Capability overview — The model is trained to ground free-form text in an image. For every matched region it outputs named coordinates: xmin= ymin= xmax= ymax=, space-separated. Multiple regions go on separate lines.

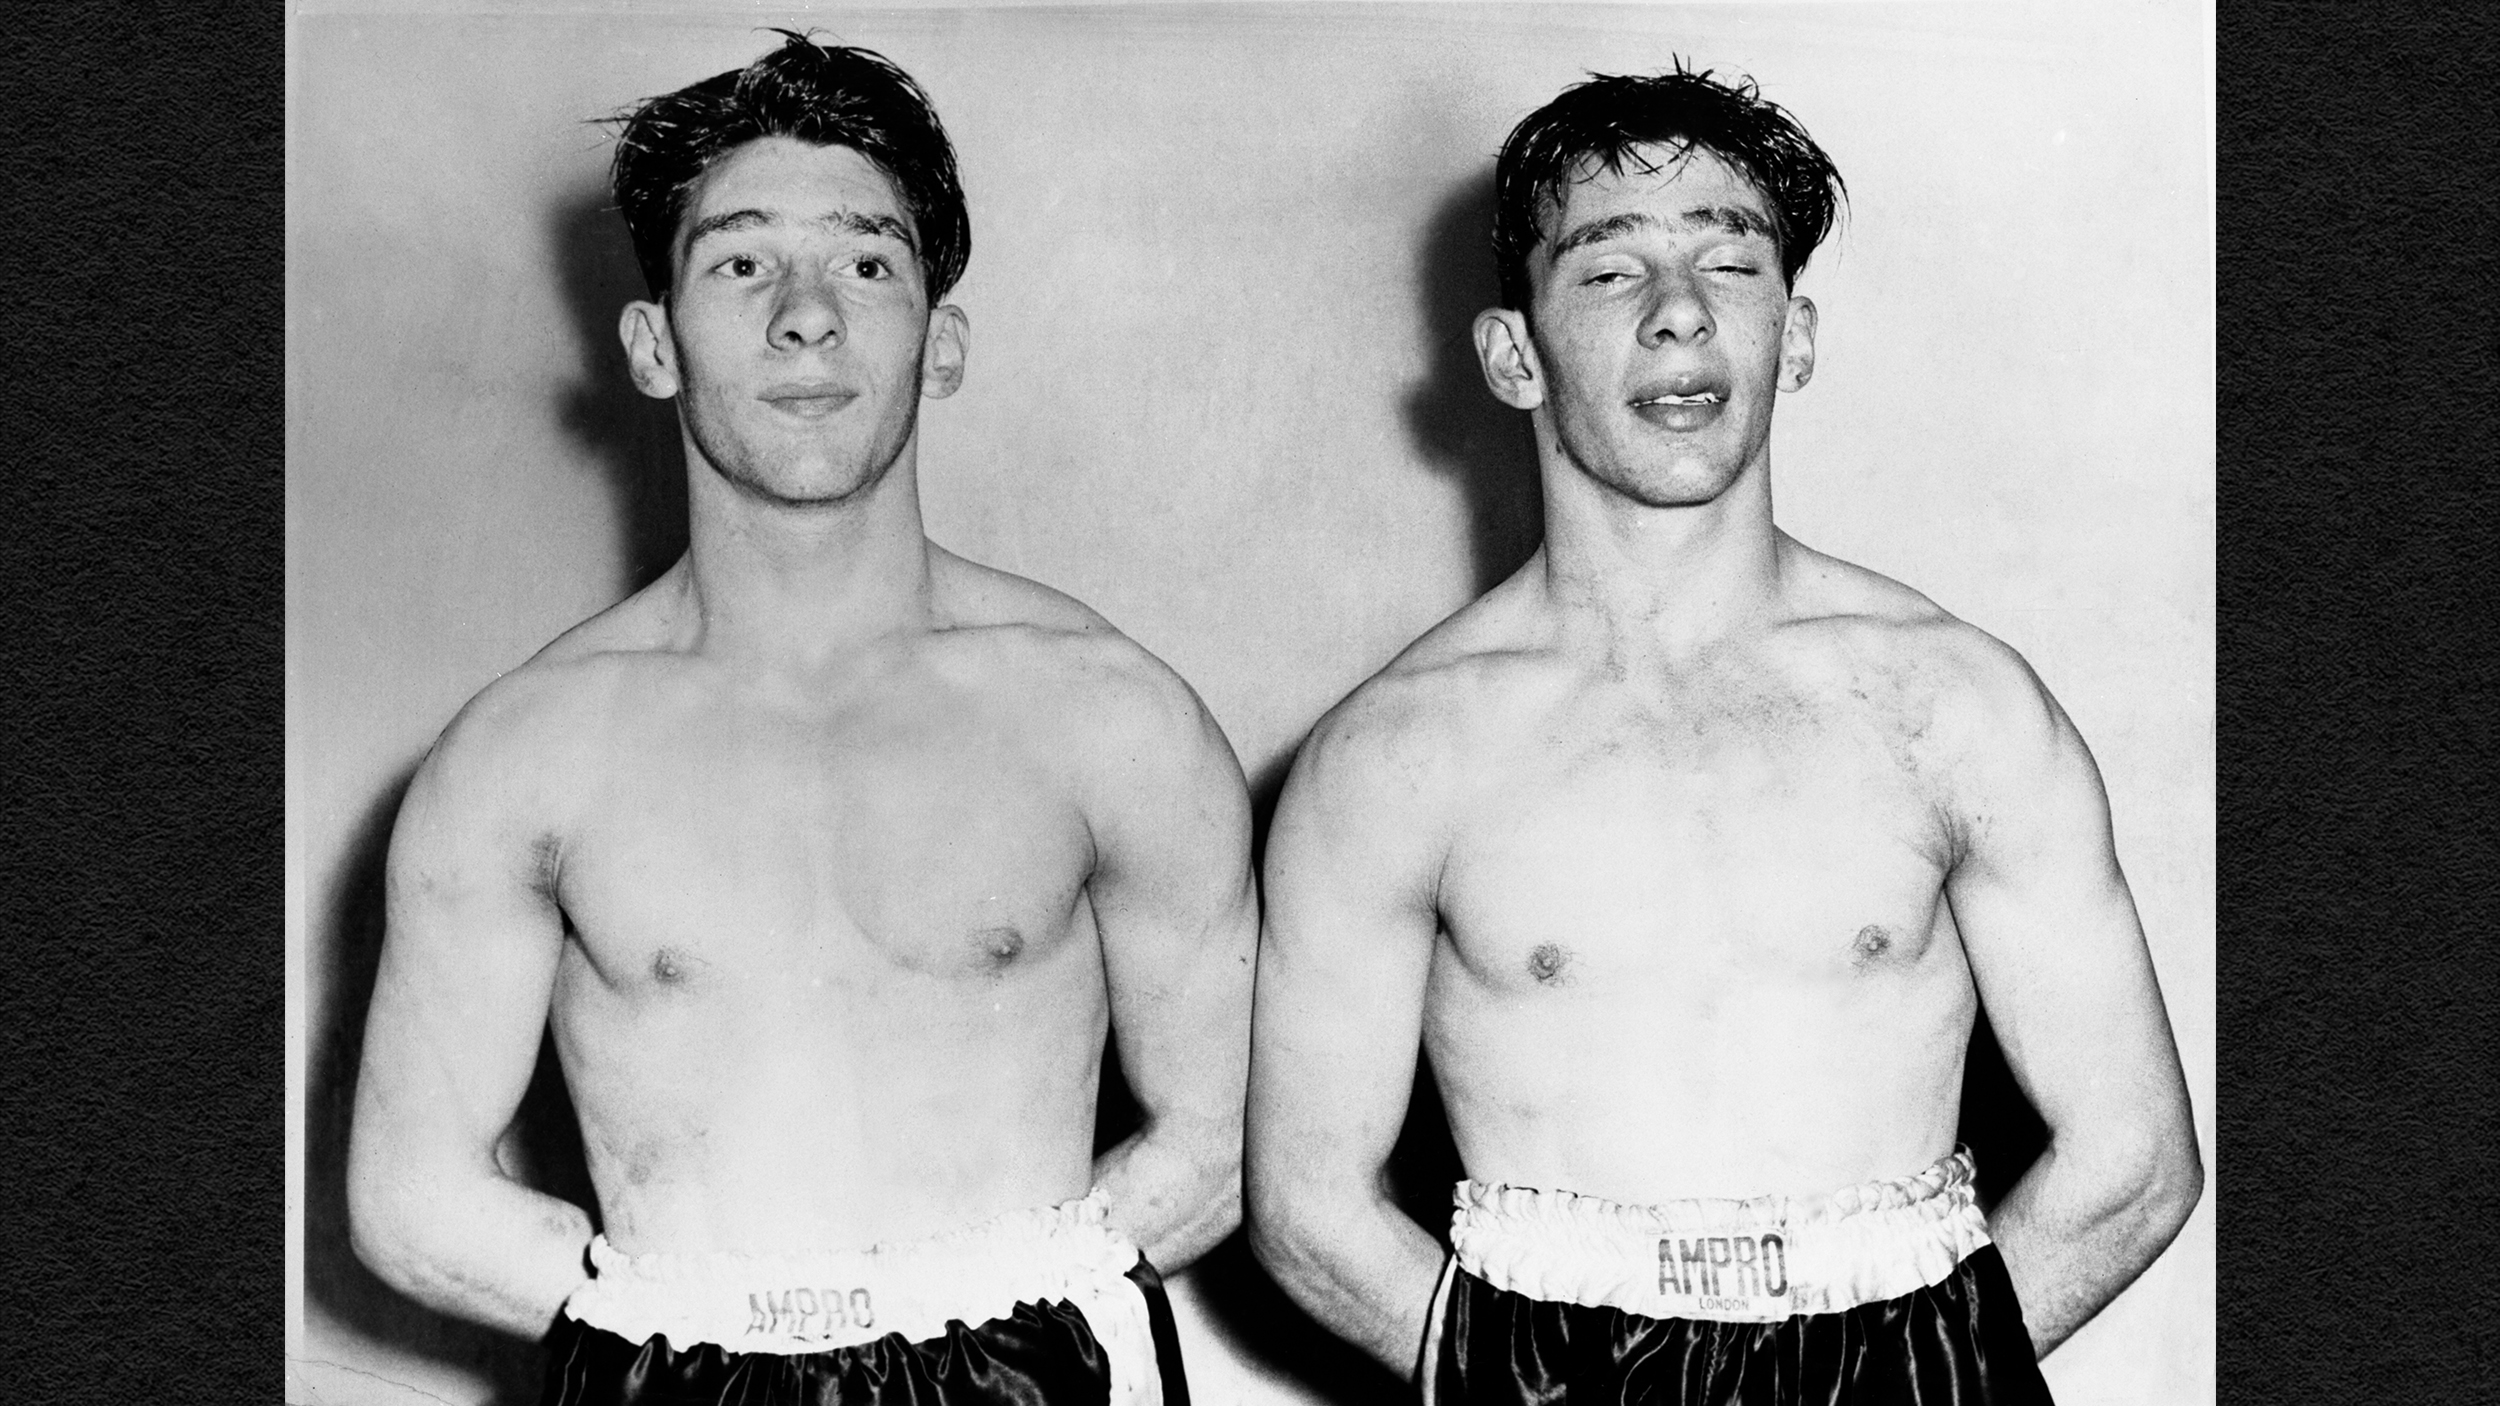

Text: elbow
xmin=1123 ymin=1111 xmax=1242 ymax=1272
xmin=1243 ymin=1167 xmax=1327 ymax=1295
xmin=1197 ymin=1157 xmax=1245 ymax=1248
xmin=1245 ymin=1210 xmax=1306 ymax=1292
xmin=2143 ymin=1131 xmax=2204 ymax=1243
xmin=346 ymin=1162 xmax=424 ymax=1296
xmin=2092 ymin=1120 xmax=2202 ymax=1255
xmin=346 ymin=1128 xmax=443 ymax=1302
xmin=1190 ymin=1114 xmax=1246 ymax=1244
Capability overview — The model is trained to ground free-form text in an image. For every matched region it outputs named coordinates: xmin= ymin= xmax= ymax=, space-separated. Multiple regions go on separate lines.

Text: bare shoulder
xmin=1292 ymin=577 xmax=1558 ymax=813
xmin=411 ymin=574 xmax=691 ymax=810
xmin=930 ymin=546 xmax=1121 ymax=637
xmin=1778 ymin=538 xmax=2087 ymax=792
xmin=928 ymin=548 xmax=1231 ymax=767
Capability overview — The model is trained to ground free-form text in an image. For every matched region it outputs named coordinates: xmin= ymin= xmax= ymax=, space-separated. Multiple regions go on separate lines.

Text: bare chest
xmin=553 ymin=696 xmax=1095 ymax=995
xmin=1437 ymin=694 xmax=1958 ymax=995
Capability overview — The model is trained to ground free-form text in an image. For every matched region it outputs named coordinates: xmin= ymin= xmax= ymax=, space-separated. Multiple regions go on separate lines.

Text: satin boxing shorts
xmin=542 ymin=1190 xmax=1189 ymax=1405
xmin=1424 ymin=1149 xmax=2052 ymax=1405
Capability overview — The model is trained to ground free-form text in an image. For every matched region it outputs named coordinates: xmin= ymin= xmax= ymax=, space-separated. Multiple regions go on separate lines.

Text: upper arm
xmin=1076 ymin=651 xmax=1260 ymax=1136
xmin=351 ymin=681 xmax=574 ymax=1202
xmin=1939 ymin=638 xmax=2194 ymax=1163
xmin=1248 ymin=691 xmax=1448 ymax=1212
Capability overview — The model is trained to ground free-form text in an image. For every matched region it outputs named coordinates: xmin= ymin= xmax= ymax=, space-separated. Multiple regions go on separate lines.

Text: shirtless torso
xmin=354 ymin=543 xmax=1256 ymax=1337
xmin=1252 ymin=527 xmax=2193 ymax=1375
xmin=499 ymin=555 xmax=1198 ymax=1252
xmin=349 ymin=115 xmax=1257 ymax=1345
xmin=1246 ymin=134 xmax=2198 ymax=1382
xmin=1411 ymin=540 xmax=1985 ymax=1205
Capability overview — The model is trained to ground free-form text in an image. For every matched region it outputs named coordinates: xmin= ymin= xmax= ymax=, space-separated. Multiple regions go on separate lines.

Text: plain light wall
xmin=287 ymin=3 xmax=2213 ymax=1403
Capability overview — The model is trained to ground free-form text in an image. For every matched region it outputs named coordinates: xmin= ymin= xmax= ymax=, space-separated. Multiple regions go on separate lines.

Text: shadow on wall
xmin=299 ymin=183 xmax=678 ymax=1406
xmin=302 ymin=764 xmax=596 ymax=1406
xmin=1404 ymin=170 xmax=1541 ymax=596
xmin=549 ymin=180 xmax=689 ymax=595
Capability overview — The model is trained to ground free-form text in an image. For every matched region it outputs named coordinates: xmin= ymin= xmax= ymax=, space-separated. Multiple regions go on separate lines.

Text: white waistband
xmin=561 ymin=1190 xmax=1162 ymax=1403
xmin=1449 ymin=1149 xmax=1992 ymax=1323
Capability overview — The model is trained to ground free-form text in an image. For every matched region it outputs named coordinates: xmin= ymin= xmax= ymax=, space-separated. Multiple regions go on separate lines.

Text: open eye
xmin=850 ymin=256 xmax=892 ymax=280
xmin=715 ymin=254 xmax=763 ymax=279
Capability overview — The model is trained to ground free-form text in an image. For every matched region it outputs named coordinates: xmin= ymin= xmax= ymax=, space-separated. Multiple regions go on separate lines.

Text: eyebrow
xmin=682 ymin=207 xmax=918 ymax=252
xmin=1545 ymin=205 xmax=1779 ymax=261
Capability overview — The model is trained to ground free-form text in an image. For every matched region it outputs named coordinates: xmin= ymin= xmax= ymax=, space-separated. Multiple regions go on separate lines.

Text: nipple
xmin=975 ymin=925 xmax=1026 ymax=968
xmin=1527 ymin=942 xmax=1572 ymax=985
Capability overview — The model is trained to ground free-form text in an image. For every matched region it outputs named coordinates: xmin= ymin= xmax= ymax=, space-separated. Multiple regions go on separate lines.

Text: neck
xmin=1535 ymin=454 xmax=1787 ymax=658
xmin=673 ymin=438 xmax=938 ymax=668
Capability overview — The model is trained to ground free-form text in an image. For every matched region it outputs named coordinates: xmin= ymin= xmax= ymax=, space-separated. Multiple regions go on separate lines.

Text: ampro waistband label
xmin=1652 ymin=1231 xmax=1793 ymax=1320
xmin=744 ymin=1284 xmax=880 ymax=1343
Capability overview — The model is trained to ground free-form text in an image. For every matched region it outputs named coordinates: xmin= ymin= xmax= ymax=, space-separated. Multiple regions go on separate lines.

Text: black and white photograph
xmin=285 ymin=3 xmax=2214 ymax=1403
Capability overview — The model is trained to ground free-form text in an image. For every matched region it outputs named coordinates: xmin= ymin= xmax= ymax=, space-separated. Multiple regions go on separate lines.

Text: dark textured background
xmin=3 ymin=0 xmax=2493 ymax=1402
xmin=2210 ymin=0 xmax=2500 ymax=1402
xmin=0 ymin=3 xmax=286 ymax=1403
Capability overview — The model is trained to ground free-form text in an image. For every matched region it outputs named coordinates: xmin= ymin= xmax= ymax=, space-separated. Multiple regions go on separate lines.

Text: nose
xmin=1640 ymin=267 xmax=1712 ymax=348
xmin=766 ymin=268 xmax=844 ymax=350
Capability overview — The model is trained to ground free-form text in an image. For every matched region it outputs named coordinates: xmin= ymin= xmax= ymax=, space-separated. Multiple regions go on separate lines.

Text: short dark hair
xmin=1491 ymin=64 xmax=1845 ymax=310
xmin=610 ymin=31 xmax=970 ymax=303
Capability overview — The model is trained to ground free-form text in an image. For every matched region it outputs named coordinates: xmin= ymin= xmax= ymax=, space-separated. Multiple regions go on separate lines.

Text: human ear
xmin=1474 ymin=307 xmax=1545 ymax=411
xmin=1777 ymin=295 xmax=1818 ymax=392
xmin=619 ymin=300 xmax=680 ymax=400
xmin=921 ymin=304 xmax=969 ymax=400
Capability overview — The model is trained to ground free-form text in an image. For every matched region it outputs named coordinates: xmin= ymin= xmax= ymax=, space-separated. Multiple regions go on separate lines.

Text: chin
xmin=689 ymin=403 xmax=915 ymax=506
xmin=1591 ymin=460 xmax=1743 ymax=509
xmin=716 ymin=427 xmax=911 ymax=504
xmin=711 ymin=451 xmax=884 ymax=506
xmin=1556 ymin=422 xmax=1748 ymax=508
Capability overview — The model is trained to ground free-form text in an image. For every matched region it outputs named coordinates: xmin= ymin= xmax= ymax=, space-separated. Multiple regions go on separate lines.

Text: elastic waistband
xmin=1449 ymin=1149 xmax=1991 ymax=1323
xmin=562 ymin=1189 xmax=1160 ymax=1400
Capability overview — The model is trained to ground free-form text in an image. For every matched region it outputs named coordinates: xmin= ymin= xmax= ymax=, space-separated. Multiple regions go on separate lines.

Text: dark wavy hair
xmin=609 ymin=31 xmax=970 ymax=303
xmin=1492 ymin=64 xmax=1845 ymax=310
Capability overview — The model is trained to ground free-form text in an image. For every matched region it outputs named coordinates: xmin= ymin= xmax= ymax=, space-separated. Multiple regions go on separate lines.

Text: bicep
xmin=1083 ymin=683 xmax=1260 ymax=1126
xmin=353 ymin=727 xmax=570 ymax=1175
xmin=1945 ymin=680 xmax=2189 ymax=1145
xmin=1247 ymin=736 xmax=1442 ymax=1197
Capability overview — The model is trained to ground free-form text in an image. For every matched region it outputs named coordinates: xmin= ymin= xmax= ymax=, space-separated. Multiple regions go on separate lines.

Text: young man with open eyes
xmin=1247 ymin=68 xmax=2200 ymax=1404
xmin=348 ymin=34 xmax=1253 ymax=1406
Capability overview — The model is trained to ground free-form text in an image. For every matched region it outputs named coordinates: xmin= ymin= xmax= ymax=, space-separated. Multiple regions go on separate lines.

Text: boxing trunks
xmin=1424 ymin=1149 xmax=2052 ymax=1404
xmin=542 ymin=1190 xmax=1189 ymax=1405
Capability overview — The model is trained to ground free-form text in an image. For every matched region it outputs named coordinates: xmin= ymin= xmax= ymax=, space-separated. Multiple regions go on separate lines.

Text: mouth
xmin=759 ymin=382 xmax=858 ymax=418
xmin=1627 ymin=378 xmax=1729 ymax=430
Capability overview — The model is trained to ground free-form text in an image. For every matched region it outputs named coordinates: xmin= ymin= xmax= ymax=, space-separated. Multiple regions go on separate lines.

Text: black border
xmin=2214 ymin=0 xmax=2499 ymax=1402
xmin=0 ymin=2 xmax=288 ymax=1401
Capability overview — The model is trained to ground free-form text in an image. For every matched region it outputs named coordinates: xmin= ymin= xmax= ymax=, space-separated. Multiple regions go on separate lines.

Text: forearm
xmin=351 ymin=1161 xmax=596 ymax=1340
xmin=1092 ymin=1117 xmax=1241 ymax=1274
xmin=1986 ymin=1134 xmax=2203 ymax=1356
xmin=1250 ymin=1184 xmax=1448 ymax=1379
